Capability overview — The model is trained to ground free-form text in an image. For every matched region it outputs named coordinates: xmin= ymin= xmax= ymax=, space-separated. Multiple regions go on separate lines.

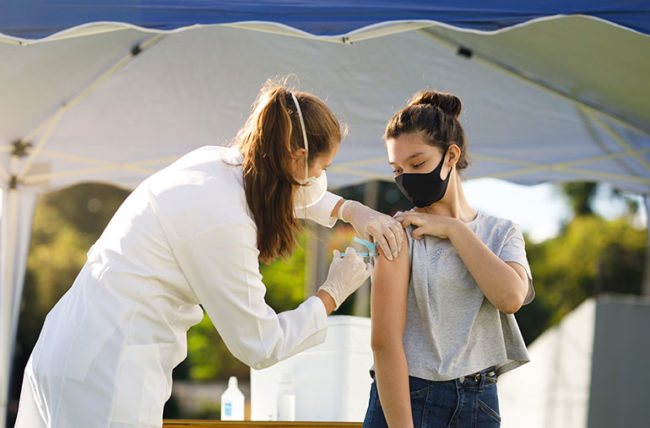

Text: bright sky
xmin=464 ymin=178 xmax=647 ymax=243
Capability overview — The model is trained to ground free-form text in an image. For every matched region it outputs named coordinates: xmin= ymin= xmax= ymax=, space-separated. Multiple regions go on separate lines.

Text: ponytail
xmin=237 ymin=80 xmax=342 ymax=262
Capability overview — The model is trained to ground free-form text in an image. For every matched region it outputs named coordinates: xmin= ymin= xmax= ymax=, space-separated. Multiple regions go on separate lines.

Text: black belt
xmin=369 ymin=368 xmax=498 ymax=384
xmin=458 ymin=369 xmax=497 ymax=384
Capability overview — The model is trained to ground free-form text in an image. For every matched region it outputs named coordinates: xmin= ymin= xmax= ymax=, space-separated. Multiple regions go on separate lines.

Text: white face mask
xmin=291 ymin=93 xmax=327 ymax=210
xmin=294 ymin=171 xmax=328 ymax=208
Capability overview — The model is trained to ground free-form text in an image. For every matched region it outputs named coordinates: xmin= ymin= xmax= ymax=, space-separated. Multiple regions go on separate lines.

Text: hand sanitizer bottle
xmin=221 ymin=376 xmax=245 ymax=420
xmin=277 ymin=372 xmax=296 ymax=421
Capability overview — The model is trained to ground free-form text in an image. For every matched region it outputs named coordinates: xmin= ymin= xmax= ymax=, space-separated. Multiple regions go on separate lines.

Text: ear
xmin=292 ymin=147 xmax=307 ymax=160
xmin=447 ymin=144 xmax=462 ymax=168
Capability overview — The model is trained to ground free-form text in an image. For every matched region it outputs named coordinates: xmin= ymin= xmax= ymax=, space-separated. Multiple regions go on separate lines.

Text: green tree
xmin=561 ymin=182 xmax=598 ymax=216
xmin=516 ymin=214 xmax=647 ymax=344
xmin=513 ymin=181 xmax=647 ymax=344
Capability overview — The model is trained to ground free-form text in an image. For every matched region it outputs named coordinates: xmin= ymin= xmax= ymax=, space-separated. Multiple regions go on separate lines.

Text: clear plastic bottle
xmin=277 ymin=372 xmax=296 ymax=421
xmin=220 ymin=376 xmax=245 ymax=420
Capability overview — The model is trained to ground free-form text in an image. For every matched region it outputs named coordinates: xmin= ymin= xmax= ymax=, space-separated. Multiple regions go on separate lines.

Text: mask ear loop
xmin=442 ymin=144 xmax=454 ymax=180
xmin=290 ymin=93 xmax=309 ymax=183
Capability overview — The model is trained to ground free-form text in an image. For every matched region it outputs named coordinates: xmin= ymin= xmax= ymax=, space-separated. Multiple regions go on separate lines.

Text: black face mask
xmin=395 ymin=146 xmax=452 ymax=208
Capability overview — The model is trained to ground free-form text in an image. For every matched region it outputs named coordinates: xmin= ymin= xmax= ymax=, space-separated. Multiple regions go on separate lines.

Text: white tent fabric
xmin=1 ymin=15 xmax=649 ymax=426
xmin=2 ymin=18 xmax=649 ymax=193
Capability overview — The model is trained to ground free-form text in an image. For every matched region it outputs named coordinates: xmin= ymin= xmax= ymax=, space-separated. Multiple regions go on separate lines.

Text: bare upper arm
xmin=505 ymin=261 xmax=531 ymax=304
xmin=370 ymin=228 xmax=410 ymax=349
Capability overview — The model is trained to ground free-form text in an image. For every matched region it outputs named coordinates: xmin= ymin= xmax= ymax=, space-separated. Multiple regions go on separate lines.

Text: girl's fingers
xmin=412 ymin=227 xmax=424 ymax=240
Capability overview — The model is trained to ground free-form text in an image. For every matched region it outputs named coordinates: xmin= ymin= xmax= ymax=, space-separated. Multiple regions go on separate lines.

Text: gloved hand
xmin=339 ymin=200 xmax=404 ymax=261
xmin=318 ymin=248 xmax=372 ymax=310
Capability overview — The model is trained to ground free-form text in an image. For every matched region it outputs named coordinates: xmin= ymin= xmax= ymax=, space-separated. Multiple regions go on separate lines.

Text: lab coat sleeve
xmin=171 ymin=221 xmax=329 ymax=370
xmin=294 ymin=191 xmax=341 ymax=228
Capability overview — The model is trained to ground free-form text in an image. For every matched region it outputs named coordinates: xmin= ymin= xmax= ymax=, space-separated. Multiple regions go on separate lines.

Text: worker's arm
xmin=172 ymin=221 xmax=330 ymax=369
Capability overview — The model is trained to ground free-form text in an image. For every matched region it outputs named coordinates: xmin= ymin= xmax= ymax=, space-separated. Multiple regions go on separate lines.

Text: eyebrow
xmin=389 ymin=152 xmax=426 ymax=166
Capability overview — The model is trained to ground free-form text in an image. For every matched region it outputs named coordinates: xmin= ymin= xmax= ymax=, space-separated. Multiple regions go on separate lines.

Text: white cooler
xmin=250 ymin=315 xmax=373 ymax=421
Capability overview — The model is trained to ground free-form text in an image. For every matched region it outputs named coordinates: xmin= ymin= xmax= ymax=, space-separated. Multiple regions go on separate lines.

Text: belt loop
xmin=478 ymin=372 xmax=486 ymax=392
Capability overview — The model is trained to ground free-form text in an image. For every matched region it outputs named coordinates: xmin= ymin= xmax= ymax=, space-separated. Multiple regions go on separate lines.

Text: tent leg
xmin=0 ymin=187 xmax=37 ymax=428
xmin=0 ymin=188 xmax=17 ymax=428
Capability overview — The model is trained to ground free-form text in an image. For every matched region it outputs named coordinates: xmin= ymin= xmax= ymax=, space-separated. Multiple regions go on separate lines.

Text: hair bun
xmin=409 ymin=91 xmax=462 ymax=119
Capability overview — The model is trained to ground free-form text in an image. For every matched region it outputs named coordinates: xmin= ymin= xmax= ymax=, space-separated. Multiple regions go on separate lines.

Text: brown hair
xmin=237 ymin=80 xmax=342 ymax=263
xmin=385 ymin=91 xmax=469 ymax=170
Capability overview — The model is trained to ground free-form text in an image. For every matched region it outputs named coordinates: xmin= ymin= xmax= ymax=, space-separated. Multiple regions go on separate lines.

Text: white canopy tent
xmin=1 ymin=5 xmax=649 ymax=426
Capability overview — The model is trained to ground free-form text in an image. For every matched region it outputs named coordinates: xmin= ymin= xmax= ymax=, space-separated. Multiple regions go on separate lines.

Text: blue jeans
xmin=363 ymin=371 xmax=501 ymax=428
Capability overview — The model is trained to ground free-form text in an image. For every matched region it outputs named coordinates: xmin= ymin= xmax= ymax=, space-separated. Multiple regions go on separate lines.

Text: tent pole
xmin=0 ymin=153 xmax=19 ymax=428
xmin=0 ymin=185 xmax=18 ymax=428
xmin=1 ymin=146 xmax=38 ymax=428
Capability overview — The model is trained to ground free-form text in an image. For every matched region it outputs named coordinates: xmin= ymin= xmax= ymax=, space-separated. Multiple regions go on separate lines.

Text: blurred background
xmin=7 ymin=177 xmax=646 ymax=422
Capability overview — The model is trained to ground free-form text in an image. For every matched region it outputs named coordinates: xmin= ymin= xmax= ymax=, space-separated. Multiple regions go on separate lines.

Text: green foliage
xmin=17 ymin=183 xmax=129 ymax=347
xmin=561 ymin=182 xmax=598 ymax=216
xmin=15 ymin=201 xmax=95 ymax=361
xmin=516 ymin=214 xmax=647 ymax=344
xmin=40 ymin=182 xmax=130 ymax=235
xmin=184 ymin=315 xmax=248 ymax=382
xmin=259 ymin=233 xmax=307 ymax=313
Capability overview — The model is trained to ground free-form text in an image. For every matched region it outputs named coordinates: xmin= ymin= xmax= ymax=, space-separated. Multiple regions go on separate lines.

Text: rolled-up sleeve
xmin=294 ymin=191 xmax=341 ymax=228
xmin=171 ymin=221 xmax=328 ymax=369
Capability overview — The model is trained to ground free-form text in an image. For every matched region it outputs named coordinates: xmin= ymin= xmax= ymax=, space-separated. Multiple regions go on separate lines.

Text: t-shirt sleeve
xmin=499 ymin=224 xmax=535 ymax=305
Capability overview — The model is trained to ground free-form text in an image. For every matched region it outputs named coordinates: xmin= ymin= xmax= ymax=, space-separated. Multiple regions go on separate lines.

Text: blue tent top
xmin=2 ymin=0 xmax=650 ymax=40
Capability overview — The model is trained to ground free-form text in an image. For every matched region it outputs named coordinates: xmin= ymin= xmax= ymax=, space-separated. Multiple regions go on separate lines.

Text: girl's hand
xmin=395 ymin=211 xmax=457 ymax=240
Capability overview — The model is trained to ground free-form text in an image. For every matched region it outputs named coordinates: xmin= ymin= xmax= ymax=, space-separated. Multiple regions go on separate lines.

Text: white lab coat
xmin=15 ymin=146 xmax=341 ymax=428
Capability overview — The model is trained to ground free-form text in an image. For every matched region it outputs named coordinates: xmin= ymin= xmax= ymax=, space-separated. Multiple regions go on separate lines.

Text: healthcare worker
xmin=15 ymin=80 xmax=404 ymax=428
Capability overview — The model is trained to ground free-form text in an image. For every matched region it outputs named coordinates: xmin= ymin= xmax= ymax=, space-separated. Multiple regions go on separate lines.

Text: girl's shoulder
xmin=471 ymin=211 xmax=524 ymax=243
xmin=471 ymin=211 xmax=519 ymax=229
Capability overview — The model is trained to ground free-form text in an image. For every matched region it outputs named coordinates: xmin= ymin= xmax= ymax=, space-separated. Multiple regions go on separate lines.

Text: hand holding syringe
xmin=317 ymin=237 xmax=375 ymax=310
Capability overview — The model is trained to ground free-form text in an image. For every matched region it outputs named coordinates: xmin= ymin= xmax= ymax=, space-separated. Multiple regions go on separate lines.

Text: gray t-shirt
xmin=403 ymin=211 xmax=534 ymax=381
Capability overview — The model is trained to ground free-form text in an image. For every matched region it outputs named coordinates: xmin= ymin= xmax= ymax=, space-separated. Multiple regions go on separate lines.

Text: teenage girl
xmin=364 ymin=91 xmax=534 ymax=428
